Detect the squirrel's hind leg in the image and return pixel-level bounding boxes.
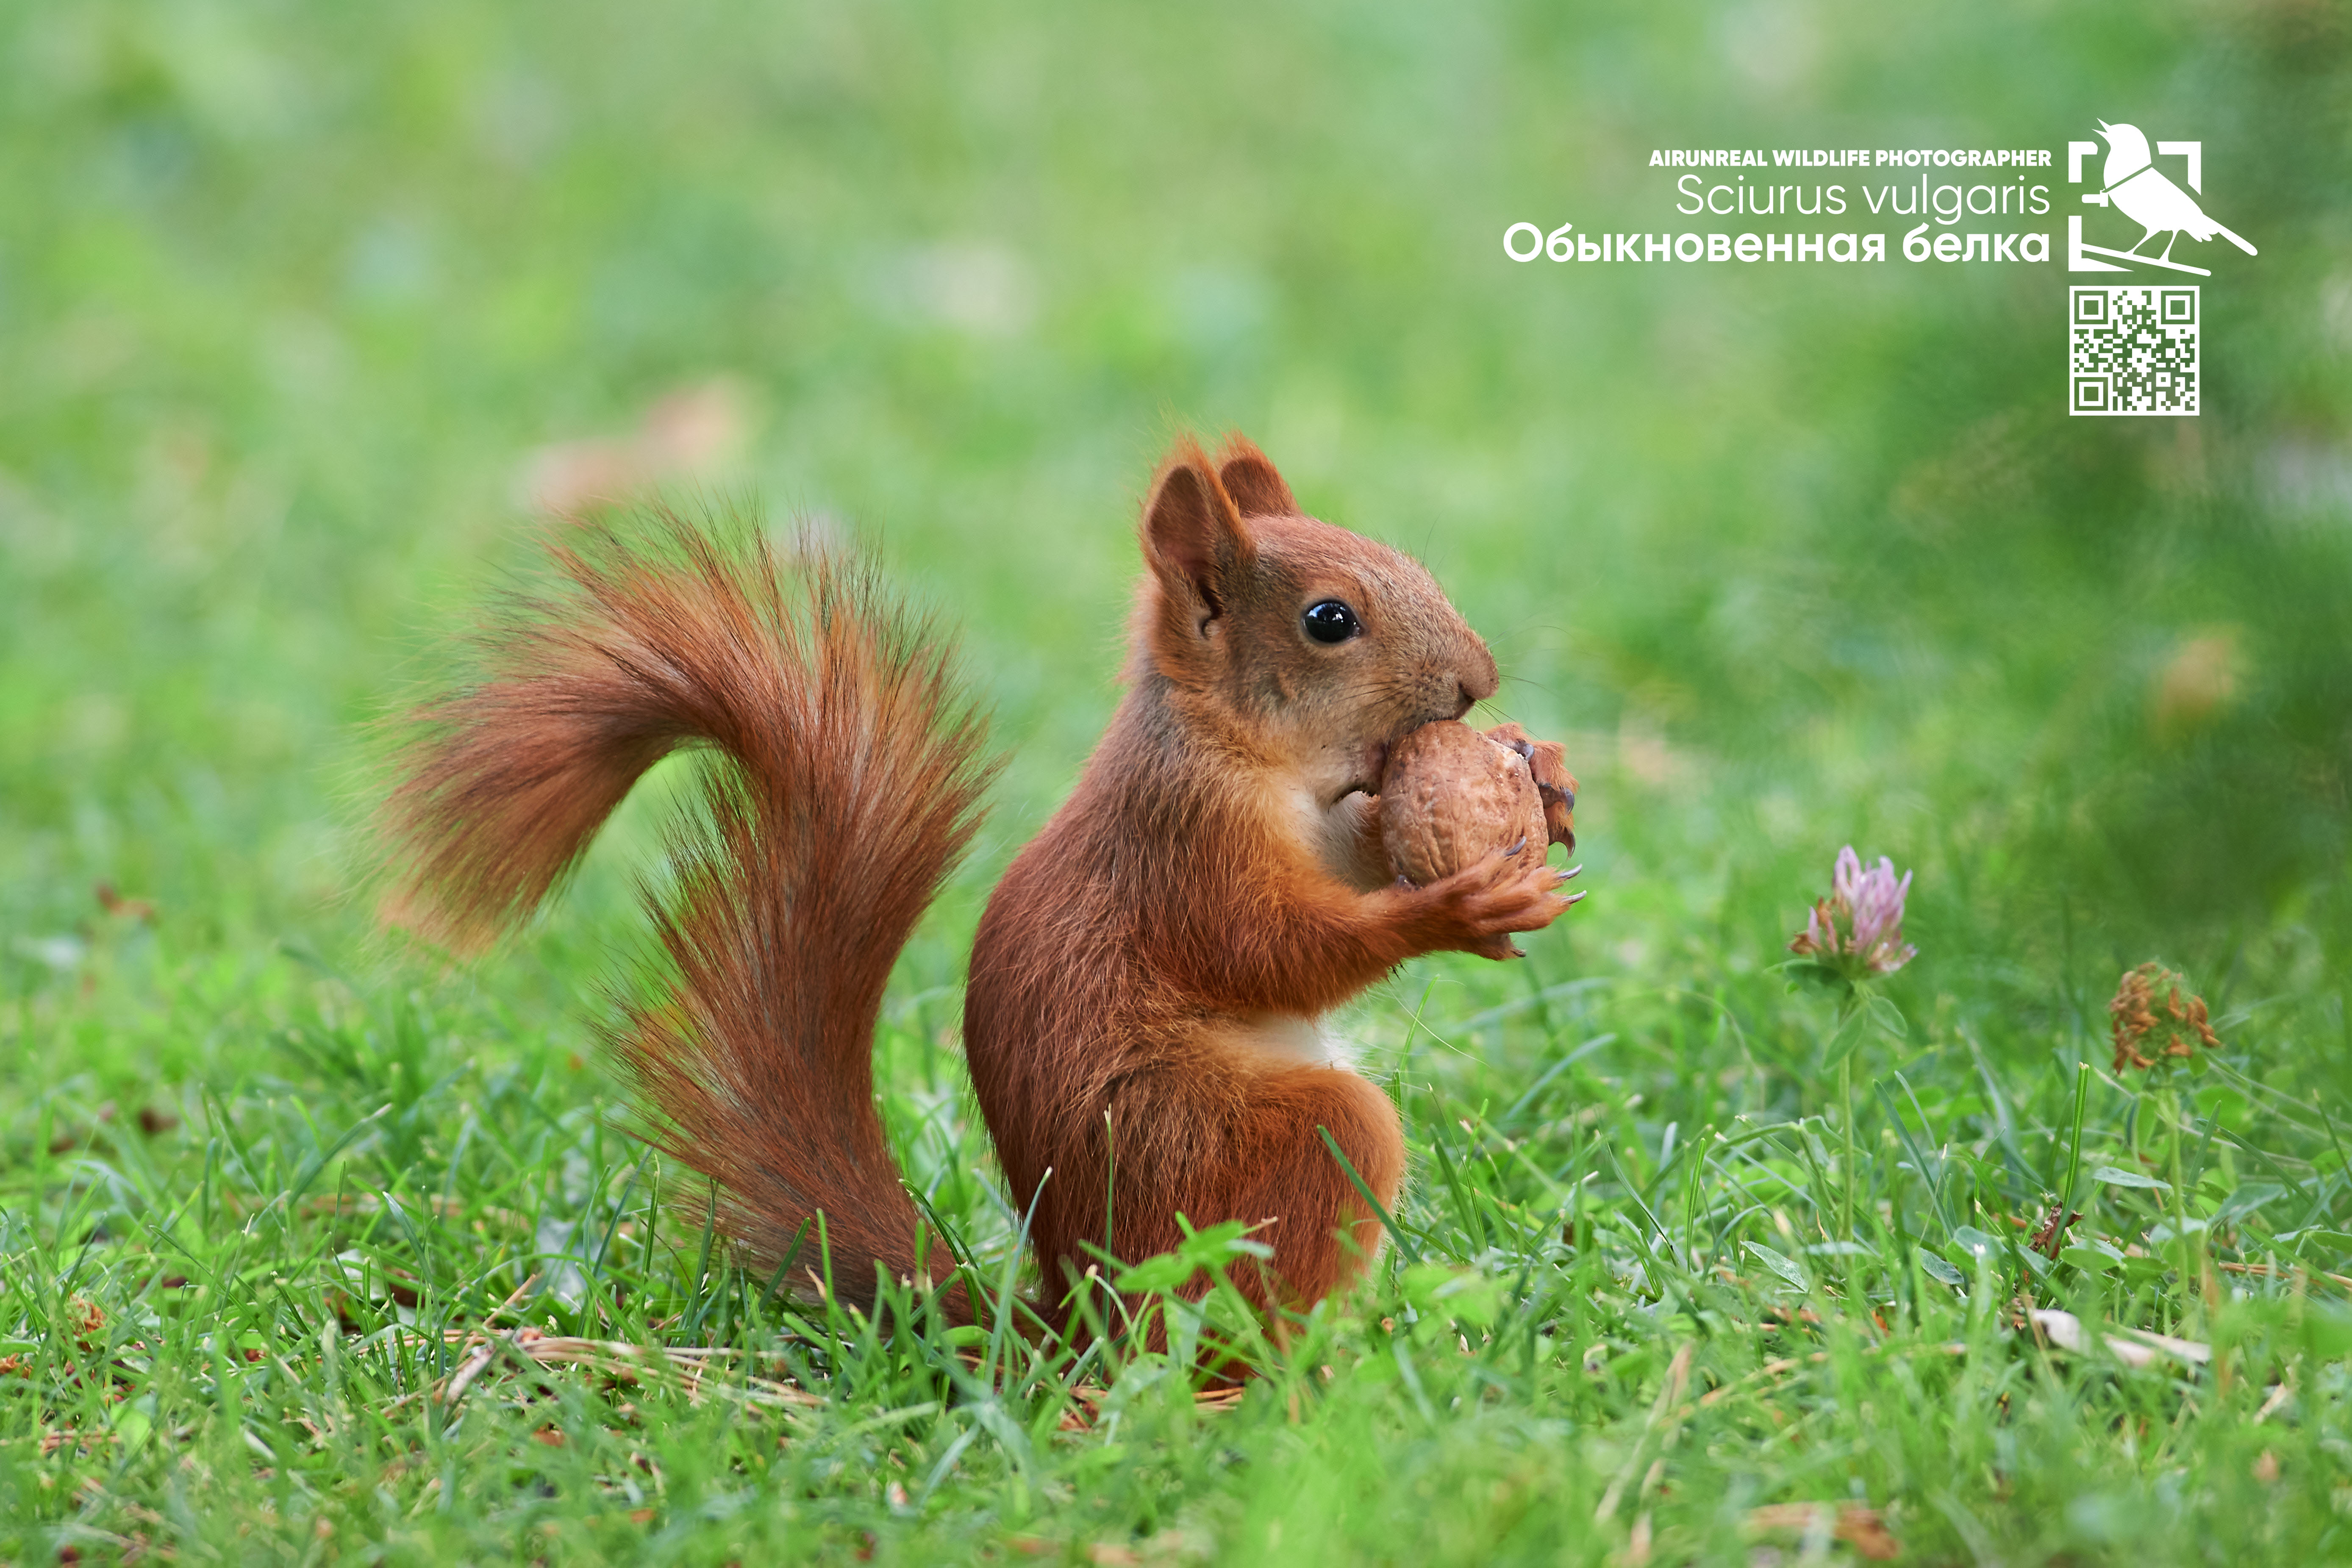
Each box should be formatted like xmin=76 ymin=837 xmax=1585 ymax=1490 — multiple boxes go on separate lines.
xmin=1202 ymin=1067 xmax=1407 ymax=1315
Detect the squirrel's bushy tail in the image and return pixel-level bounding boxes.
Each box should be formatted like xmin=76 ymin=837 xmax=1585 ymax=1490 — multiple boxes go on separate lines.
xmin=382 ymin=511 xmax=995 ymax=1310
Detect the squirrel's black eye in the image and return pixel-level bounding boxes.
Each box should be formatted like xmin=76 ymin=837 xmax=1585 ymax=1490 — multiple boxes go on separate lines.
xmin=1302 ymin=600 xmax=1361 ymax=644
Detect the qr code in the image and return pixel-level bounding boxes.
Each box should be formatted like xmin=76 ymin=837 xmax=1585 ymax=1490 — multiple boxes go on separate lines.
xmin=2069 ymin=287 xmax=2198 ymax=416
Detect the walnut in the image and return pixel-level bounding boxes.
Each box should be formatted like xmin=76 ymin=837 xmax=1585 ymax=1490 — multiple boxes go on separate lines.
xmin=1377 ymin=721 xmax=1549 ymax=887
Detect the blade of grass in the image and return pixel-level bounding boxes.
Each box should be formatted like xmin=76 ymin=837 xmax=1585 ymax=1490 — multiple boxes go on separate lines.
xmin=1319 ymin=1126 xmax=1422 ymax=1266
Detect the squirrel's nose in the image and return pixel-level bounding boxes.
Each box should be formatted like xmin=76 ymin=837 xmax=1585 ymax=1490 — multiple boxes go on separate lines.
xmin=1454 ymin=638 xmax=1500 ymax=711
xmin=1452 ymin=666 xmax=1497 ymax=717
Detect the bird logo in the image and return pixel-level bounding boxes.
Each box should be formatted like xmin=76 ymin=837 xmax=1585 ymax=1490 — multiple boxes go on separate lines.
xmin=2069 ymin=122 xmax=2256 ymax=276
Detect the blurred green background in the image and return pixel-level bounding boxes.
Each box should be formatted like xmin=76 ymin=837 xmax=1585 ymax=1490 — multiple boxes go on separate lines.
xmin=4 ymin=4 xmax=2350 ymax=1558
xmin=3 ymin=0 xmax=2346 ymax=1066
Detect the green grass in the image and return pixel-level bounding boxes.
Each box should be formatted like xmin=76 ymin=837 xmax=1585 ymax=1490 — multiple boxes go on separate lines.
xmin=5 ymin=0 xmax=2351 ymax=1561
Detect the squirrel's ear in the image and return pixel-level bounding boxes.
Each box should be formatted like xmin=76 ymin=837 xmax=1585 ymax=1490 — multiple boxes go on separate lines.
xmin=1142 ymin=438 xmax=1254 ymax=623
xmin=1215 ymin=436 xmax=1298 ymax=519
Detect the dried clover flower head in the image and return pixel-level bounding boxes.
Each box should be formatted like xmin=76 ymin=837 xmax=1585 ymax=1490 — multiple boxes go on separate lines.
xmin=2030 ymin=1203 xmax=2081 ymax=1260
xmin=2109 ymin=961 xmax=2221 ymax=1071
xmin=1788 ymin=846 xmax=1916 ymax=980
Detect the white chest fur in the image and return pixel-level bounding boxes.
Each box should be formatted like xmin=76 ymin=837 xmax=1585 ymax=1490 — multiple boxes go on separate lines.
xmin=1227 ymin=1013 xmax=1357 ymax=1069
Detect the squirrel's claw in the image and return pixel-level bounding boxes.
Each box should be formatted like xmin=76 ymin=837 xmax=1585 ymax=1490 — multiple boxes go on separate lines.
xmin=1486 ymin=723 xmax=1537 ymax=760
xmin=1483 ymin=722 xmax=1577 ymax=846
xmin=1408 ymin=845 xmax=1574 ymax=961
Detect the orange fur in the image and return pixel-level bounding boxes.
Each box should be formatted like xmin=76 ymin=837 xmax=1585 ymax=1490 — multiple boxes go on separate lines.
xmin=383 ymin=516 xmax=993 ymax=1311
xmin=969 ymin=436 xmax=1568 ymax=1323
xmin=381 ymin=440 xmax=1573 ymax=1339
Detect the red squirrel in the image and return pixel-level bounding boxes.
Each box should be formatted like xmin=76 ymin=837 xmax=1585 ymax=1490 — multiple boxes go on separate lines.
xmin=382 ymin=434 xmax=1579 ymax=1336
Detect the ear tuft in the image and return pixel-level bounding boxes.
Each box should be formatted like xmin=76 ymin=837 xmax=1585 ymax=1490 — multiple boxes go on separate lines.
xmin=1142 ymin=436 xmax=1253 ymax=617
xmin=1214 ymin=435 xmax=1299 ymax=519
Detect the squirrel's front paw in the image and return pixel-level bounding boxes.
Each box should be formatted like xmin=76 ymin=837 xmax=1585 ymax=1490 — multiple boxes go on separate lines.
xmin=1411 ymin=849 xmax=1579 ymax=960
xmin=1483 ymin=723 xmax=1577 ymax=850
